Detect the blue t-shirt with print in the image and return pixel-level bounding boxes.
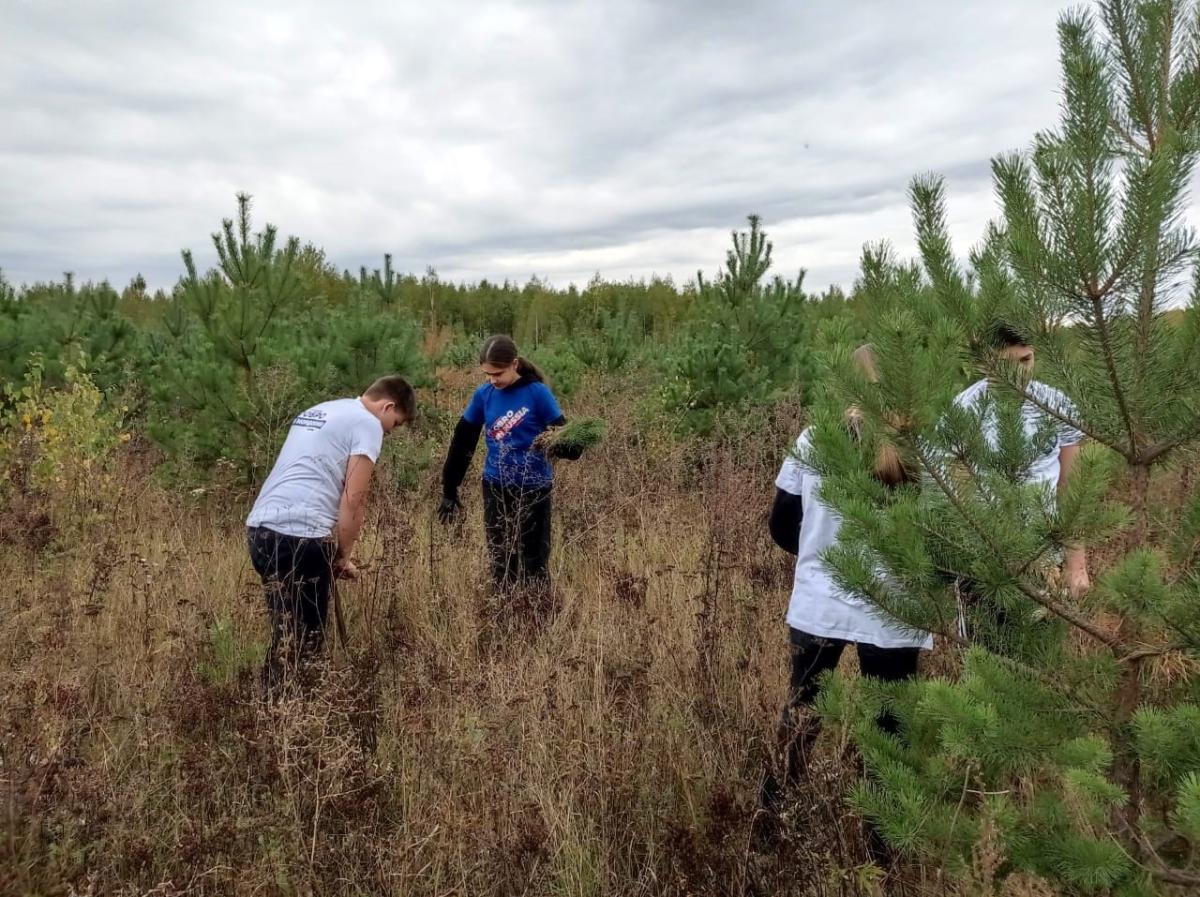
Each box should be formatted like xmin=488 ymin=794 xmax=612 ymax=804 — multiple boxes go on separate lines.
xmin=463 ymin=379 xmax=563 ymax=487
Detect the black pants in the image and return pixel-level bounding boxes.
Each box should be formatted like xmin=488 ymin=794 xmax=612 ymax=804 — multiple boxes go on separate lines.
xmin=482 ymin=481 xmax=552 ymax=590
xmin=767 ymin=628 xmax=920 ymax=801
xmin=247 ymin=526 xmax=335 ymax=691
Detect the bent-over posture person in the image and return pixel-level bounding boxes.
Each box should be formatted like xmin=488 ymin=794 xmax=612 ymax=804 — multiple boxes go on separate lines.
xmin=246 ymin=376 xmax=413 ymax=691
xmin=438 ymin=335 xmax=583 ymax=593
xmin=762 ymin=345 xmax=933 ymax=813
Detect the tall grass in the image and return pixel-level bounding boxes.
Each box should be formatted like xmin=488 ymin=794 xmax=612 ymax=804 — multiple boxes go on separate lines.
xmin=2 ymin=370 xmax=925 ymax=896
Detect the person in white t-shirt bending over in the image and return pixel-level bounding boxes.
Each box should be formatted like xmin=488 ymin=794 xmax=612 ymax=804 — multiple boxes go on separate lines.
xmin=952 ymin=322 xmax=1090 ymax=598
xmin=246 ymin=376 xmax=414 ymax=690
xmin=761 ymin=345 xmax=933 ymax=813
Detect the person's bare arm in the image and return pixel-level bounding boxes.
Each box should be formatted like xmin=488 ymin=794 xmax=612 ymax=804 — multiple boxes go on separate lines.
xmin=334 ymin=454 xmax=375 ymax=579
xmin=1058 ymin=442 xmax=1090 ymax=596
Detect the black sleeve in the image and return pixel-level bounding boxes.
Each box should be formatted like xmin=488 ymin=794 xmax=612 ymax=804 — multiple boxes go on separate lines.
xmin=442 ymin=417 xmax=483 ymax=499
xmin=768 ymin=488 xmax=803 ymax=555
xmin=545 ymin=415 xmax=584 ymax=460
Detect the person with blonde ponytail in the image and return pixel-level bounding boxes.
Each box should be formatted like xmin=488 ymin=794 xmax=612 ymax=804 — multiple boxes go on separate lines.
xmin=438 ymin=335 xmax=582 ymax=592
xmin=760 ymin=344 xmax=932 ymax=811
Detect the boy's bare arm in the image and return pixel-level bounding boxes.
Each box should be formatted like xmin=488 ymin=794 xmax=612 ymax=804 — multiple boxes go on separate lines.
xmin=335 ymin=454 xmax=375 ymax=578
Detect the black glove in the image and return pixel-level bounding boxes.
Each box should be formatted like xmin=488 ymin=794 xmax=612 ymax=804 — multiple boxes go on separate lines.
xmin=437 ymin=495 xmax=462 ymax=524
xmin=548 ymin=442 xmax=585 ymax=461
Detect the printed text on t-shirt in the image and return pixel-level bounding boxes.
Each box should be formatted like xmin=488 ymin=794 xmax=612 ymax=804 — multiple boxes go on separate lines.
xmin=293 ymin=410 xmax=328 ymax=430
xmin=489 ymin=407 xmax=530 ymax=440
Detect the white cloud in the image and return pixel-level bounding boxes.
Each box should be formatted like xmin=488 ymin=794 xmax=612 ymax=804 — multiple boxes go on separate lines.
xmin=0 ymin=0 xmax=1126 ymax=294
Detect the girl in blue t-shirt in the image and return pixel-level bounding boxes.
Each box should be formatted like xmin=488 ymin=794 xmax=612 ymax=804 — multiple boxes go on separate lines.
xmin=438 ymin=335 xmax=582 ymax=591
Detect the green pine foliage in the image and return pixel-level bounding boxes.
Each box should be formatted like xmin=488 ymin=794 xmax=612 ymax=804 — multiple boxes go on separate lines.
xmin=528 ymin=345 xmax=586 ymax=399
xmin=810 ymin=2 xmax=1200 ymax=892
xmin=150 ymin=195 xmax=429 ymax=481
xmin=567 ymin=309 xmax=640 ymax=372
xmin=0 ymin=272 xmax=140 ymax=393
xmin=662 ymin=215 xmax=811 ymax=433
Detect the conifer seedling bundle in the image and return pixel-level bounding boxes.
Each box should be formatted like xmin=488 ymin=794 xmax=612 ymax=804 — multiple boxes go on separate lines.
xmin=536 ymin=417 xmax=605 ymax=455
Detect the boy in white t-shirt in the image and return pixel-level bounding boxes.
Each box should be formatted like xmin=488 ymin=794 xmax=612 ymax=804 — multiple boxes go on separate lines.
xmin=247 ymin=375 xmax=413 ymax=690
xmin=951 ymin=323 xmax=1090 ymax=597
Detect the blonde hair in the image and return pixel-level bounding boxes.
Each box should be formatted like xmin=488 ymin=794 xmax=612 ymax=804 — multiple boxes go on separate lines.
xmin=847 ymin=344 xmax=910 ymax=489
xmin=850 ymin=343 xmax=880 ymax=381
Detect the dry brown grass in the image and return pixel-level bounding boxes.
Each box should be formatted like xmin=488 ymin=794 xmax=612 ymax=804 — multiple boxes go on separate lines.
xmin=1 ymin=373 xmax=944 ymax=897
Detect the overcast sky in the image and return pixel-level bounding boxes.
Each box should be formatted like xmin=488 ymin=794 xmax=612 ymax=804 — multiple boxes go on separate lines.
xmin=3 ymin=1 xmax=1095 ymax=293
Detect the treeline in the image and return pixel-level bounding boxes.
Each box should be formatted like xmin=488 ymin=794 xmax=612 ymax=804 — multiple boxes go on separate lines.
xmin=0 ymin=197 xmax=855 ymax=478
xmin=0 ymin=211 xmax=695 ymax=393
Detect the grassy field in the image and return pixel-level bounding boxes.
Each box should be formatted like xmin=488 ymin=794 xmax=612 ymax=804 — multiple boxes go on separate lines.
xmin=3 ymin=367 xmax=954 ymax=897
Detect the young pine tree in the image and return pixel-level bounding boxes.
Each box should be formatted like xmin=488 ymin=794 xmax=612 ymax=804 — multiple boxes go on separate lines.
xmin=663 ymin=215 xmax=810 ymax=433
xmin=810 ymin=2 xmax=1200 ymax=893
xmin=149 ymin=194 xmax=310 ymax=478
xmin=153 ymin=196 xmax=427 ymax=481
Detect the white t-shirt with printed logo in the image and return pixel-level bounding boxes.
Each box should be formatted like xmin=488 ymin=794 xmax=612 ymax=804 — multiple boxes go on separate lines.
xmin=246 ymin=398 xmax=383 ymax=538
xmin=776 ymin=429 xmax=933 ymax=649
xmin=952 ymin=378 xmax=1083 ymax=495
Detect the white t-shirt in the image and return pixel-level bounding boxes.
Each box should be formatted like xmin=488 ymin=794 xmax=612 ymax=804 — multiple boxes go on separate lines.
xmin=952 ymin=378 xmax=1083 ymax=494
xmin=776 ymin=428 xmax=933 ymax=650
xmin=246 ymin=398 xmax=383 ymax=538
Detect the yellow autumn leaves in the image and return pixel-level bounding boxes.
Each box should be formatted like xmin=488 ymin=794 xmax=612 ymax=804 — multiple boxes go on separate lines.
xmin=2 ymin=363 xmax=128 ymax=538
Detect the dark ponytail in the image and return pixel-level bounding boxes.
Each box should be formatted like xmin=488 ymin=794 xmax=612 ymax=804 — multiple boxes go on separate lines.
xmin=480 ymin=334 xmax=545 ymax=384
xmin=515 ymin=357 xmax=545 ymax=383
